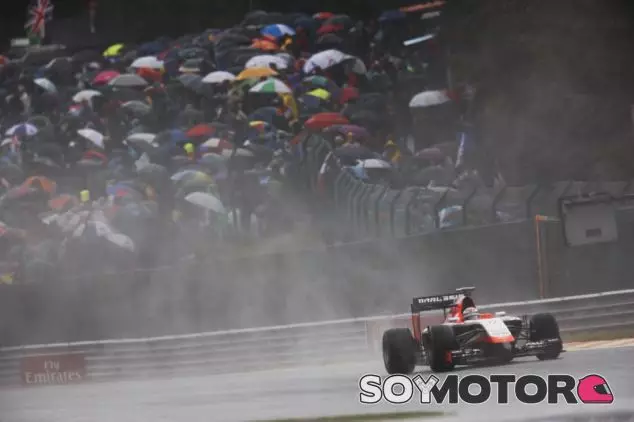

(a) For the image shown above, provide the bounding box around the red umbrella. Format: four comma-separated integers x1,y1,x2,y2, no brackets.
186,124,215,139
313,12,334,20
92,70,120,85
339,87,359,104
304,112,349,130
317,24,345,35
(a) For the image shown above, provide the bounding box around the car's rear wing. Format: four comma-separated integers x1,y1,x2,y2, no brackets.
411,293,460,313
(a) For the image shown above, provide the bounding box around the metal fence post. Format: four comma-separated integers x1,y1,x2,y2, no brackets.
374,186,388,237
491,184,507,222
433,188,450,229
526,185,542,218
405,189,422,236
389,190,404,236
462,186,478,225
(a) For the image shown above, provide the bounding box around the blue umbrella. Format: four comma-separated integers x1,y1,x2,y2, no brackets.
261,24,295,39
379,10,406,22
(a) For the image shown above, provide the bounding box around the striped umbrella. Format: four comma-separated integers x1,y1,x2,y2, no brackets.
249,78,292,94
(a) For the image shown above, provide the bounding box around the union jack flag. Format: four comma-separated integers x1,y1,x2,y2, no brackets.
25,0,54,38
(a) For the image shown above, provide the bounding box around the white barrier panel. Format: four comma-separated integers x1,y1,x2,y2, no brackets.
2,289,634,386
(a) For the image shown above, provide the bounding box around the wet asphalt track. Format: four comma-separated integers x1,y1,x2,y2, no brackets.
1,346,633,422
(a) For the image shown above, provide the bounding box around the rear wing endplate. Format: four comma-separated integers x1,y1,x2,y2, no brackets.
411,293,459,313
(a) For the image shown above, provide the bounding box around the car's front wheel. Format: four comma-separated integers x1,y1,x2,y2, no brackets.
530,313,563,360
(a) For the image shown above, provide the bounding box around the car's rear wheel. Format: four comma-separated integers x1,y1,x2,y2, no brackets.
382,328,417,374
530,313,562,360
425,325,458,372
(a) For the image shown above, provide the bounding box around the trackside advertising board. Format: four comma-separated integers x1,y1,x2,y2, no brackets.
20,353,86,385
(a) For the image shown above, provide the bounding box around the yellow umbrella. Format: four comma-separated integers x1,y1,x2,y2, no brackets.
236,67,278,81
103,43,124,57
281,93,299,121
307,88,331,100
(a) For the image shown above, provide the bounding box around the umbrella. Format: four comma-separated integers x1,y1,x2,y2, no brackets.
245,55,288,70
334,144,377,163
77,128,105,149
313,12,334,20
92,70,120,85
179,58,208,74
6,123,38,137
409,90,451,108
103,43,125,57
379,10,407,22
121,101,152,116
323,15,352,27
108,74,149,88
187,124,216,139
219,148,254,158
184,192,226,214
303,49,353,74
200,138,233,153
302,75,339,92
324,124,370,139
261,24,296,39
126,133,157,146
356,158,392,169
249,78,292,94
304,112,349,130
34,78,57,94
130,56,164,70
316,34,343,47
73,90,102,103
178,74,203,92
306,88,331,100
251,38,279,52
236,67,278,80
339,87,359,104
202,71,235,84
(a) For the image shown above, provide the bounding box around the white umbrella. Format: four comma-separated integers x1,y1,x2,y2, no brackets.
0,138,15,147
358,158,392,169
130,56,164,69
249,78,292,94
409,90,451,108
245,55,288,70
77,128,105,149
73,90,102,103
108,74,149,88
126,133,157,145
5,123,38,137
184,192,227,214
34,78,57,94
220,148,253,158
303,49,352,74
202,71,236,84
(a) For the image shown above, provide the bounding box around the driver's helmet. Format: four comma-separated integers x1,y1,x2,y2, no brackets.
463,306,480,321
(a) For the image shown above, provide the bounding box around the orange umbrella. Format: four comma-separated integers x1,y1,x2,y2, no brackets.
251,38,279,52
48,194,79,211
22,176,57,195
236,67,278,81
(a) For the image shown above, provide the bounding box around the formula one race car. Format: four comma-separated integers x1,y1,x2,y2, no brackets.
382,287,563,374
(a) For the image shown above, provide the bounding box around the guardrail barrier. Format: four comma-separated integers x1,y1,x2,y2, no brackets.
2,289,633,386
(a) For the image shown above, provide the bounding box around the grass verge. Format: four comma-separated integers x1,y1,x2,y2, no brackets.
252,411,446,422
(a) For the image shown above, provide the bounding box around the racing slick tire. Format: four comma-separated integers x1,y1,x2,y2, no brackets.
382,328,417,374
425,325,459,372
530,313,563,360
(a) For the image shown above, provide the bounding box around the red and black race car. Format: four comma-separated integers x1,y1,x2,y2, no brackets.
382,287,563,374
